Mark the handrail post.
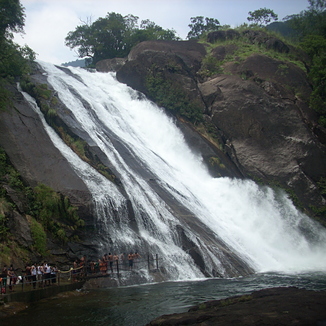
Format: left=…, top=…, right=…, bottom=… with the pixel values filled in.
left=156, top=254, right=158, bottom=270
left=147, top=254, right=150, bottom=271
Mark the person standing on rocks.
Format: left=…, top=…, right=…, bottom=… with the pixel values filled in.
left=31, top=263, right=37, bottom=289
left=8, top=265, right=16, bottom=291
left=108, top=253, right=114, bottom=274
left=128, top=252, right=134, bottom=270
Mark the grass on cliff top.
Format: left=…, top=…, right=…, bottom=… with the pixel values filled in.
left=199, top=26, right=307, bottom=76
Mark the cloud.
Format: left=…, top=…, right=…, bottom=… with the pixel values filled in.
left=16, top=2, right=81, bottom=64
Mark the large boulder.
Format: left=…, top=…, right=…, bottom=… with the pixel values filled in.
left=96, top=58, right=127, bottom=72
left=116, top=40, right=206, bottom=101
left=202, top=73, right=326, bottom=209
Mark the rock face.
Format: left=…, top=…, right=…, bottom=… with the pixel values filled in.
left=95, top=58, right=127, bottom=72
left=0, top=86, right=91, bottom=205
left=147, top=287, right=326, bottom=326
left=111, top=30, right=326, bottom=219
left=0, top=84, right=96, bottom=267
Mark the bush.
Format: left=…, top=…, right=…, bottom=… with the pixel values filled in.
left=30, top=217, right=47, bottom=256
left=0, top=213, right=8, bottom=240
left=146, top=69, right=203, bottom=124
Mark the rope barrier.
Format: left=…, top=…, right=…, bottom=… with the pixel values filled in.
left=58, top=265, right=84, bottom=274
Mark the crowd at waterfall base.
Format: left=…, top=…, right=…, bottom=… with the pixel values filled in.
left=85, top=252, right=142, bottom=277
left=0, top=262, right=59, bottom=294
left=0, top=252, right=161, bottom=294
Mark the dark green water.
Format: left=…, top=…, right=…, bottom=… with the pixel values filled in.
left=4, top=272, right=326, bottom=326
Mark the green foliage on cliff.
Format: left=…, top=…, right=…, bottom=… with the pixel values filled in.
left=0, top=146, right=85, bottom=252
left=283, top=0, right=326, bottom=127
left=146, top=69, right=204, bottom=124
left=199, top=28, right=306, bottom=80
left=65, top=12, right=179, bottom=65
left=30, top=217, right=47, bottom=256
left=32, top=183, right=85, bottom=243
left=0, top=213, right=9, bottom=241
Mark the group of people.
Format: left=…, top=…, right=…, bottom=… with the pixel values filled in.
left=73, top=252, right=141, bottom=277
left=0, top=251, right=143, bottom=292
left=0, top=262, right=58, bottom=293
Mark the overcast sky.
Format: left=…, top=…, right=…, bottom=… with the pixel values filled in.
left=14, top=0, right=309, bottom=65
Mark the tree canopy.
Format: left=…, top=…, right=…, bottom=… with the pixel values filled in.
left=284, top=0, right=326, bottom=40
left=187, top=16, right=220, bottom=39
left=0, top=0, right=25, bottom=38
left=65, top=12, right=179, bottom=65
left=0, top=0, right=35, bottom=110
left=247, top=7, right=278, bottom=26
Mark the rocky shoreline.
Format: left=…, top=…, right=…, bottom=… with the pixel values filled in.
left=146, top=287, right=326, bottom=325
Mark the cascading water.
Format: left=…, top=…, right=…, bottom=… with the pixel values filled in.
left=21, top=61, right=326, bottom=280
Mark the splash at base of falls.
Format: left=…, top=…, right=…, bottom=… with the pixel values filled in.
left=20, top=61, right=326, bottom=281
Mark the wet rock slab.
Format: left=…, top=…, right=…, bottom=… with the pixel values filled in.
left=147, top=287, right=326, bottom=326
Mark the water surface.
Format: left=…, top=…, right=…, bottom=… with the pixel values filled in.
left=5, top=272, right=326, bottom=326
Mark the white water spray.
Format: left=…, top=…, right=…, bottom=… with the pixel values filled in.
left=25, top=61, right=326, bottom=278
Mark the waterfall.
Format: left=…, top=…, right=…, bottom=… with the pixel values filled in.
left=21, top=61, right=326, bottom=280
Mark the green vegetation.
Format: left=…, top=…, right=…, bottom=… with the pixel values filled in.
left=30, top=217, right=47, bottom=256
left=209, top=157, right=226, bottom=169
left=146, top=68, right=204, bottom=124
left=65, top=12, right=179, bottom=66
left=187, top=16, right=220, bottom=39
left=247, top=8, right=278, bottom=26
left=0, top=146, right=85, bottom=258
left=283, top=0, right=326, bottom=127
left=198, top=27, right=306, bottom=80
left=0, top=213, right=9, bottom=241
left=0, top=0, right=36, bottom=112
left=33, top=183, right=85, bottom=241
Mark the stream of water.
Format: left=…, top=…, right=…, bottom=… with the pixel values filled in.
left=4, top=272, right=326, bottom=326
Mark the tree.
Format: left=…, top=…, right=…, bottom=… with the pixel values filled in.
left=187, top=16, right=220, bottom=39
left=0, top=0, right=33, bottom=78
left=283, top=0, right=326, bottom=127
left=0, top=0, right=35, bottom=110
left=284, top=0, right=326, bottom=40
left=65, top=12, right=179, bottom=65
left=247, top=8, right=278, bottom=26
left=0, top=0, right=25, bottom=38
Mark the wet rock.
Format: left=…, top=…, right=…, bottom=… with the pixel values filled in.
left=147, top=287, right=326, bottom=326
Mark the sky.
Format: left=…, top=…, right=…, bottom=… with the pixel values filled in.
left=14, top=0, right=310, bottom=65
